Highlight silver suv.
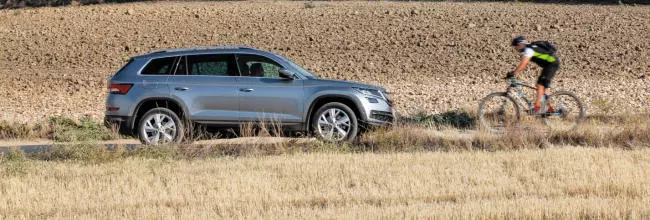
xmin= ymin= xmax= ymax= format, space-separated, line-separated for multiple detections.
xmin=105 ymin=46 xmax=394 ymax=144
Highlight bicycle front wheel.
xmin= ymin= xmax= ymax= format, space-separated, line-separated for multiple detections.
xmin=542 ymin=91 xmax=585 ymax=131
xmin=478 ymin=92 xmax=521 ymax=133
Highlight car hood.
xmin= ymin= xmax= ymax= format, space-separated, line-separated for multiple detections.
xmin=307 ymin=78 xmax=385 ymax=91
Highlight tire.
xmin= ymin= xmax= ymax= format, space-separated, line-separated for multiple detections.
xmin=310 ymin=102 xmax=359 ymax=142
xmin=478 ymin=92 xmax=521 ymax=133
xmin=542 ymin=91 xmax=585 ymax=131
xmin=138 ymin=108 xmax=185 ymax=145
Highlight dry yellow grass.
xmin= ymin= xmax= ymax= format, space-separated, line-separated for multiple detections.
xmin=1 ymin=148 xmax=648 ymax=219
xmin=360 ymin=113 xmax=650 ymax=152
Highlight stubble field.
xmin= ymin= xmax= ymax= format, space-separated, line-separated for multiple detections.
xmin=1 ymin=148 xmax=649 ymax=218
xmin=0 ymin=1 xmax=648 ymax=123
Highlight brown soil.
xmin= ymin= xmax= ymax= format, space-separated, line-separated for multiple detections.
xmin=0 ymin=1 xmax=648 ymax=123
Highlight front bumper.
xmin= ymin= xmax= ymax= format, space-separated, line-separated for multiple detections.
xmin=359 ymin=96 xmax=395 ymax=126
xmin=369 ymin=110 xmax=394 ymax=123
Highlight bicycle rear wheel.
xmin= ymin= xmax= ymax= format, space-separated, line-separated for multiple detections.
xmin=542 ymin=91 xmax=585 ymax=131
xmin=478 ymin=92 xmax=521 ymax=133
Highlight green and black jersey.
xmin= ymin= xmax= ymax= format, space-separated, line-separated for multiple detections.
xmin=521 ymin=45 xmax=559 ymax=67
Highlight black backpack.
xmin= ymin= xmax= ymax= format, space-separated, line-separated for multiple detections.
xmin=530 ymin=41 xmax=557 ymax=55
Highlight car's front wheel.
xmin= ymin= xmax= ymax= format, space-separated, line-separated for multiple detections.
xmin=311 ymin=102 xmax=358 ymax=142
xmin=138 ymin=108 xmax=185 ymax=145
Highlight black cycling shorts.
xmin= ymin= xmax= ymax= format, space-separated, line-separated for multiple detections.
xmin=537 ymin=62 xmax=559 ymax=88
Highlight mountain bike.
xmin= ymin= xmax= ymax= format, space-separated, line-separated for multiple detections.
xmin=478 ymin=77 xmax=585 ymax=132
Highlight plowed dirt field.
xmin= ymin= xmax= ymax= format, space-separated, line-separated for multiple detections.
xmin=0 ymin=1 xmax=648 ymax=123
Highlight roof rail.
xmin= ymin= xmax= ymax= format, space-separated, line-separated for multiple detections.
xmin=150 ymin=46 xmax=258 ymax=54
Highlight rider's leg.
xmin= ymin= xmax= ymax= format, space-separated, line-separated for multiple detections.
xmin=535 ymin=62 xmax=558 ymax=113
xmin=545 ymin=89 xmax=554 ymax=111
xmin=533 ymin=84 xmax=545 ymax=112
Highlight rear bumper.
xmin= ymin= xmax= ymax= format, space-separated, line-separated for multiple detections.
xmin=104 ymin=115 xmax=134 ymax=136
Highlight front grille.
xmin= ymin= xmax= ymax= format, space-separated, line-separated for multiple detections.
xmin=370 ymin=110 xmax=394 ymax=122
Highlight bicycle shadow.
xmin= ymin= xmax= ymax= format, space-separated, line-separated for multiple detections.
xmin=400 ymin=110 xmax=476 ymax=130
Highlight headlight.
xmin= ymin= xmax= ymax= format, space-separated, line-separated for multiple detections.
xmin=353 ymin=87 xmax=385 ymax=99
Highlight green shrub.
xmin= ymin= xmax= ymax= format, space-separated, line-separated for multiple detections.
xmin=1 ymin=148 xmax=29 ymax=177
xmin=304 ymin=1 xmax=316 ymax=9
xmin=49 ymin=116 xmax=118 ymax=142
xmin=0 ymin=121 xmax=33 ymax=138
xmin=128 ymin=145 xmax=180 ymax=160
xmin=0 ymin=116 xmax=118 ymax=141
xmin=37 ymin=143 xmax=120 ymax=163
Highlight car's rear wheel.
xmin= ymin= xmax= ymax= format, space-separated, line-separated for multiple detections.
xmin=138 ymin=108 xmax=184 ymax=145
xmin=311 ymin=102 xmax=358 ymax=142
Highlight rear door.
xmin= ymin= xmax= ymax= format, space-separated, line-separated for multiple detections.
xmin=235 ymin=54 xmax=304 ymax=124
xmin=169 ymin=54 xmax=240 ymax=123
xmin=138 ymin=56 xmax=175 ymax=98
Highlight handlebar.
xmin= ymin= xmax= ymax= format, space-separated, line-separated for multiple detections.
xmin=503 ymin=73 xmax=527 ymax=86
xmin=505 ymin=76 xmax=520 ymax=84
xmin=505 ymin=77 xmax=535 ymax=89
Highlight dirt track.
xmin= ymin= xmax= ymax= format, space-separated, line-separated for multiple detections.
xmin=0 ymin=1 xmax=648 ymax=123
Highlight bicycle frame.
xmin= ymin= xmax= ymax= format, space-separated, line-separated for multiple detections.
xmin=506 ymin=79 xmax=537 ymax=111
xmin=506 ymin=79 xmax=564 ymax=117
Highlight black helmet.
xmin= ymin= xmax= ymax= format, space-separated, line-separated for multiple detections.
xmin=511 ymin=36 xmax=528 ymax=46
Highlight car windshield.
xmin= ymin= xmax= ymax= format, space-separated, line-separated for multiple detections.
xmin=279 ymin=56 xmax=317 ymax=79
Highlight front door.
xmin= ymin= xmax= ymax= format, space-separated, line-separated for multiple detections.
xmin=235 ymin=54 xmax=304 ymax=125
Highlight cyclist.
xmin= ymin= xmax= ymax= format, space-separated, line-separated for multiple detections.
xmin=507 ymin=36 xmax=559 ymax=114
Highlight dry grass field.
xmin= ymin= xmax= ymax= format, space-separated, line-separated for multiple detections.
xmin=0 ymin=111 xmax=647 ymax=219
xmin=1 ymin=148 xmax=649 ymax=219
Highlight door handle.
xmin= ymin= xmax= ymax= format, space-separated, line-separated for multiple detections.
xmin=175 ymin=87 xmax=189 ymax=91
xmin=239 ymin=88 xmax=254 ymax=92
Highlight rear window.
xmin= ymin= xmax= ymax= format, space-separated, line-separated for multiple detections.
xmin=141 ymin=57 xmax=176 ymax=75
xmin=187 ymin=54 xmax=238 ymax=76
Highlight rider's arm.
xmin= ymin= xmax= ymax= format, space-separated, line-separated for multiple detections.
xmin=512 ymin=48 xmax=534 ymax=75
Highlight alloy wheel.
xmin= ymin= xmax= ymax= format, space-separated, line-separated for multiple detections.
xmin=317 ymin=108 xmax=352 ymax=141
xmin=142 ymin=113 xmax=177 ymax=144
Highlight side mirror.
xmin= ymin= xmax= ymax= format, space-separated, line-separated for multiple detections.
xmin=279 ymin=68 xmax=296 ymax=80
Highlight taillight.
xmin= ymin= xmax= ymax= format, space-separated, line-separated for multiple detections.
xmin=109 ymin=83 xmax=133 ymax=94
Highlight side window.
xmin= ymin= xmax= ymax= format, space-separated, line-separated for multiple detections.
xmin=236 ymin=54 xmax=283 ymax=78
xmin=174 ymin=56 xmax=187 ymax=75
xmin=141 ymin=57 xmax=176 ymax=75
xmin=187 ymin=54 xmax=238 ymax=76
